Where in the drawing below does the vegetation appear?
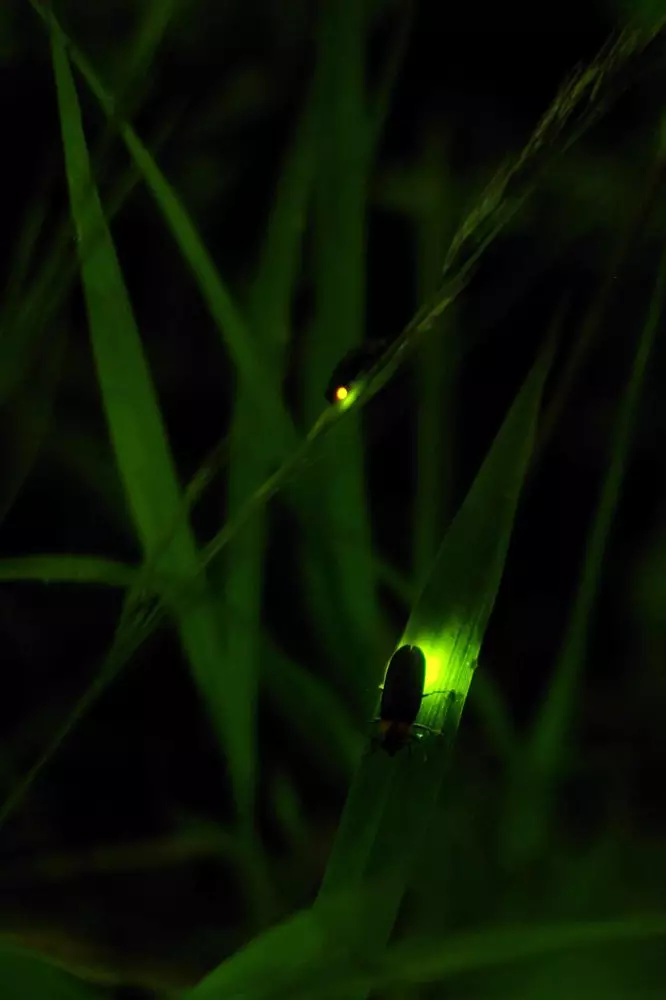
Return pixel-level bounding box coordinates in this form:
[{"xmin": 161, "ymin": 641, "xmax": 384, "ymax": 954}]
[{"xmin": 0, "ymin": 1, "xmax": 664, "ymax": 997}]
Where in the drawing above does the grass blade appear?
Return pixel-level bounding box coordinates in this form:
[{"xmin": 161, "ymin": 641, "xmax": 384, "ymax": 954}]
[
  {"xmin": 49, "ymin": 34, "xmax": 249, "ymax": 819},
  {"xmin": 316, "ymin": 342, "xmax": 553, "ymax": 976}
]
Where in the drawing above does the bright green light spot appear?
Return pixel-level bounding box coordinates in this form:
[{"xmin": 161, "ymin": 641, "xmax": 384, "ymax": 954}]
[
  {"xmin": 417, "ymin": 634, "xmax": 457, "ymax": 692},
  {"xmin": 334, "ymin": 385, "xmax": 348, "ymax": 402}
]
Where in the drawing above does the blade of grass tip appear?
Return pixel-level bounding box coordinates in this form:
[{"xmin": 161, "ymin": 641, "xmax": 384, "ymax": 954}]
[
  {"xmin": 377, "ymin": 559, "xmax": 518, "ymax": 760},
  {"xmin": 219, "ymin": 95, "xmax": 315, "ymax": 855},
  {"xmin": 507, "ymin": 225, "xmax": 666, "ymax": 867},
  {"xmin": 315, "ymin": 342, "xmax": 553, "ymax": 978},
  {"xmin": 49, "ymin": 37, "xmax": 251, "ymax": 821},
  {"xmin": 298, "ymin": 0, "xmax": 386, "ymax": 686},
  {"xmin": 30, "ymin": 1, "xmax": 298, "ymax": 461}
]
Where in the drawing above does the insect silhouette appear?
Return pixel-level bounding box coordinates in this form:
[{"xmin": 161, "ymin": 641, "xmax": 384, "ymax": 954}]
[
  {"xmin": 375, "ymin": 644, "xmax": 451, "ymax": 756},
  {"xmin": 325, "ymin": 340, "xmax": 388, "ymax": 404}
]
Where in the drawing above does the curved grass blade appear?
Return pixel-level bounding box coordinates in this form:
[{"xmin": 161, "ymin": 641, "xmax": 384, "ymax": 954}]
[
  {"xmin": 316, "ymin": 342, "xmax": 553, "ymax": 979},
  {"xmin": 48, "ymin": 35, "xmax": 250, "ymax": 820}
]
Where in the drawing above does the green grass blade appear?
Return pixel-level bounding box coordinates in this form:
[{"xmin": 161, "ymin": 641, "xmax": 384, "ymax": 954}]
[
  {"xmin": 49, "ymin": 34, "xmax": 249, "ymax": 818},
  {"xmin": 509, "ymin": 238, "xmax": 666, "ymax": 864},
  {"xmin": 316, "ymin": 343, "xmax": 552, "ymax": 973},
  {"xmin": 30, "ymin": 1, "xmax": 297, "ymax": 459}
]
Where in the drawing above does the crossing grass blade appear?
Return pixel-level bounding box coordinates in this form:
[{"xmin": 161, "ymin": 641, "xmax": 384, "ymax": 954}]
[
  {"xmin": 49, "ymin": 34, "xmax": 250, "ymax": 818},
  {"xmin": 315, "ymin": 341, "xmax": 553, "ymax": 978}
]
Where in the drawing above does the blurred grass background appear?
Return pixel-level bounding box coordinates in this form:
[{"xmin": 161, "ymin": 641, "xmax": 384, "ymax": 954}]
[{"xmin": 0, "ymin": 0, "xmax": 666, "ymax": 997}]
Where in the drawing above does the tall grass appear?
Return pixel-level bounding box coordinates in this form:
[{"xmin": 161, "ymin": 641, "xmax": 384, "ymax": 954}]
[{"xmin": 0, "ymin": 2, "xmax": 664, "ymax": 997}]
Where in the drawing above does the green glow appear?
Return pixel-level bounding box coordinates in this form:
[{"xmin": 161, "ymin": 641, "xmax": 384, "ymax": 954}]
[
  {"xmin": 417, "ymin": 636, "xmax": 457, "ymax": 692},
  {"xmin": 391, "ymin": 627, "xmax": 477, "ymax": 733}
]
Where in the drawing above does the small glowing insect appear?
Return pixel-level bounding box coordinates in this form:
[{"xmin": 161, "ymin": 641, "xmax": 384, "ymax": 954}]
[
  {"xmin": 325, "ymin": 340, "xmax": 388, "ymax": 404},
  {"xmin": 375, "ymin": 644, "xmax": 449, "ymax": 756}
]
